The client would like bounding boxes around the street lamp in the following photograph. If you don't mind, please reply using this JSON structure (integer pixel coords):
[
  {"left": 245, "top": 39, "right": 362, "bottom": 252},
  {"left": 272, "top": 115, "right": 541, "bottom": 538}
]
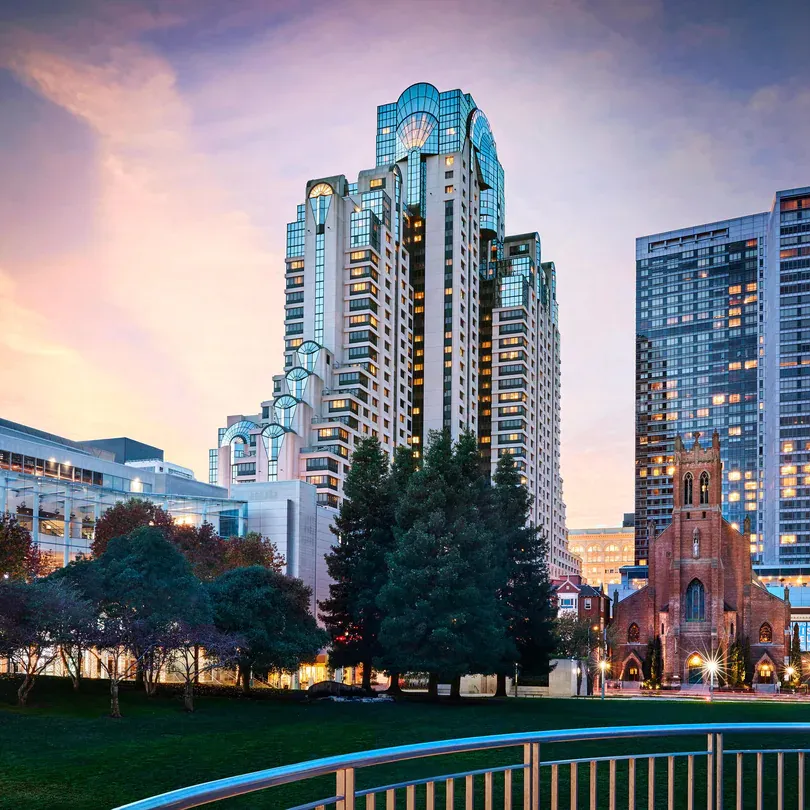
[
  {"left": 599, "top": 659, "right": 609, "bottom": 700},
  {"left": 705, "top": 659, "right": 719, "bottom": 701}
]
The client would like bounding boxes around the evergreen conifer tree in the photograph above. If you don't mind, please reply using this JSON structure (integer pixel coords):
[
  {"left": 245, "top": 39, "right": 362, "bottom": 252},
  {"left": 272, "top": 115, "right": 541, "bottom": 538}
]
[
  {"left": 489, "top": 452, "right": 555, "bottom": 696},
  {"left": 790, "top": 623, "right": 802, "bottom": 687},
  {"left": 378, "top": 431, "right": 509, "bottom": 697},
  {"left": 320, "top": 437, "right": 397, "bottom": 692}
]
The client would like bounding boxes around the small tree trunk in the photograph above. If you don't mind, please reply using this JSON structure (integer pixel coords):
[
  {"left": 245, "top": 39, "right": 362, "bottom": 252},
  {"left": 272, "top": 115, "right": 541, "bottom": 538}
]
[
  {"left": 576, "top": 661, "right": 583, "bottom": 697},
  {"left": 450, "top": 675, "right": 461, "bottom": 700},
  {"left": 362, "top": 660, "right": 372, "bottom": 693},
  {"left": 193, "top": 645, "right": 200, "bottom": 685},
  {"left": 183, "top": 680, "right": 195, "bottom": 712},
  {"left": 239, "top": 666, "right": 251, "bottom": 694},
  {"left": 428, "top": 673, "right": 439, "bottom": 699},
  {"left": 494, "top": 672, "right": 508, "bottom": 697},
  {"left": 110, "top": 680, "right": 121, "bottom": 718},
  {"left": 17, "top": 674, "right": 35, "bottom": 706},
  {"left": 385, "top": 671, "right": 402, "bottom": 695},
  {"left": 60, "top": 648, "right": 80, "bottom": 691}
]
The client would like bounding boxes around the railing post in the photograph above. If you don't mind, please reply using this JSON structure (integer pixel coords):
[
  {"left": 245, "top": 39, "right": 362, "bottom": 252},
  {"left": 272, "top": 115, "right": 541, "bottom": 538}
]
[
  {"left": 799, "top": 751, "right": 805, "bottom": 810},
  {"left": 337, "top": 767, "right": 356, "bottom": 810},
  {"left": 716, "top": 733, "right": 724, "bottom": 810},
  {"left": 523, "top": 743, "right": 540, "bottom": 810},
  {"left": 707, "top": 734, "right": 715, "bottom": 810}
]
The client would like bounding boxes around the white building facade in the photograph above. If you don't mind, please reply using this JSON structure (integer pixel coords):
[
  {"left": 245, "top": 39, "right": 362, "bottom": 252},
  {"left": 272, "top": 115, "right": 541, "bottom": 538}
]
[{"left": 212, "top": 83, "right": 575, "bottom": 578}]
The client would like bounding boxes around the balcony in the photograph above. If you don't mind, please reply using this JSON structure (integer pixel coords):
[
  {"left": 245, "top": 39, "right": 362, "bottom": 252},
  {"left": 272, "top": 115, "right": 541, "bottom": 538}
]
[{"left": 114, "top": 723, "right": 810, "bottom": 809}]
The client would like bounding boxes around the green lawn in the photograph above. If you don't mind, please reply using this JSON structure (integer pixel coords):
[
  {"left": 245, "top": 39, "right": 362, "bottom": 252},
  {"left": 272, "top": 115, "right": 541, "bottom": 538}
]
[{"left": 1, "top": 677, "right": 809, "bottom": 810}]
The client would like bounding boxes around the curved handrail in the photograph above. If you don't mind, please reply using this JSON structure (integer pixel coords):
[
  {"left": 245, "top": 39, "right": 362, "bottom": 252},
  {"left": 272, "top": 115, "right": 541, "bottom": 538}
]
[{"left": 112, "top": 723, "right": 810, "bottom": 810}]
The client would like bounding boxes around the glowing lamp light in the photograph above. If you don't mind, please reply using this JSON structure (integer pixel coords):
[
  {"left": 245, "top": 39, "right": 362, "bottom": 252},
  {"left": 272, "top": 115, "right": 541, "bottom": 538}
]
[
  {"left": 599, "top": 660, "right": 609, "bottom": 672},
  {"left": 705, "top": 660, "right": 719, "bottom": 676},
  {"left": 689, "top": 654, "right": 703, "bottom": 667}
]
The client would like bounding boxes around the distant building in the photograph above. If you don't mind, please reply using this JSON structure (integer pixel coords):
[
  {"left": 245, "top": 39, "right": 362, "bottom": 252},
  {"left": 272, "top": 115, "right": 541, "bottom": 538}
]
[
  {"left": 614, "top": 433, "right": 789, "bottom": 686},
  {"left": 0, "top": 420, "right": 332, "bottom": 612},
  {"left": 79, "top": 436, "right": 164, "bottom": 464},
  {"left": 568, "top": 523, "right": 635, "bottom": 589}
]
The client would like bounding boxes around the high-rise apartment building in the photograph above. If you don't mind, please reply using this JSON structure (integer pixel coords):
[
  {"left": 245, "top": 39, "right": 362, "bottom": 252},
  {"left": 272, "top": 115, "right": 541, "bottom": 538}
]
[
  {"left": 635, "top": 185, "right": 810, "bottom": 572},
  {"left": 762, "top": 186, "right": 810, "bottom": 568},
  {"left": 212, "top": 83, "right": 576, "bottom": 577}
]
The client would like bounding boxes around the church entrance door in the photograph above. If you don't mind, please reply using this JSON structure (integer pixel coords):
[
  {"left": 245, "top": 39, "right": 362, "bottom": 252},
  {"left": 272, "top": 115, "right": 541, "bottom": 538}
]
[{"left": 687, "top": 654, "right": 704, "bottom": 684}]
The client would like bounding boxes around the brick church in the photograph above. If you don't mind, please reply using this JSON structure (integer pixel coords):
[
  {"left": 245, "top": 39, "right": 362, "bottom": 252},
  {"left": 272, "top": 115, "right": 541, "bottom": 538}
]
[{"left": 614, "top": 432, "right": 789, "bottom": 686}]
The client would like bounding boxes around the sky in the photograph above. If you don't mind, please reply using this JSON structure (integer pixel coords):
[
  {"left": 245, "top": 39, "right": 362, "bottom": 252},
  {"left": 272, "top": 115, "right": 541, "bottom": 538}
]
[{"left": 1, "top": 0, "right": 809, "bottom": 529}]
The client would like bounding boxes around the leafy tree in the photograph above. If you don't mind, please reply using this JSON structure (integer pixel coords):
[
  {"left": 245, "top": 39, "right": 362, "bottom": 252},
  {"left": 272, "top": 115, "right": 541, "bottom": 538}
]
[
  {"left": 59, "top": 527, "right": 210, "bottom": 714},
  {"left": 378, "top": 431, "right": 510, "bottom": 697},
  {"left": 172, "top": 522, "right": 225, "bottom": 581},
  {"left": 163, "top": 623, "right": 241, "bottom": 712},
  {"left": 790, "top": 624, "right": 802, "bottom": 687},
  {"left": 0, "top": 513, "right": 42, "bottom": 581},
  {"left": 91, "top": 499, "right": 173, "bottom": 557},
  {"left": 554, "top": 614, "right": 592, "bottom": 695},
  {"left": 489, "top": 453, "right": 556, "bottom": 696},
  {"left": 223, "top": 532, "right": 285, "bottom": 573},
  {"left": 320, "top": 437, "right": 397, "bottom": 692},
  {"left": 0, "top": 578, "right": 94, "bottom": 705},
  {"left": 209, "top": 566, "right": 327, "bottom": 694}
]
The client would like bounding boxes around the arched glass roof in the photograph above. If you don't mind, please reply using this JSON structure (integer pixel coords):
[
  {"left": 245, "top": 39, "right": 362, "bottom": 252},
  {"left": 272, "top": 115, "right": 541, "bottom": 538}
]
[
  {"left": 396, "top": 83, "right": 440, "bottom": 125},
  {"left": 220, "top": 420, "right": 258, "bottom": 447}
]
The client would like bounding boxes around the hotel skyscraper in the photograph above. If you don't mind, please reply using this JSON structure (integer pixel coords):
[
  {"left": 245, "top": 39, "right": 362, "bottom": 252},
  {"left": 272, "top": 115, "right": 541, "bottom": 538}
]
[
  {"left": 635, "top": 185, "right": 810, "bottom": 573},
  {"left": 211, "top": 83, "right": 577, "bottom": 578}
]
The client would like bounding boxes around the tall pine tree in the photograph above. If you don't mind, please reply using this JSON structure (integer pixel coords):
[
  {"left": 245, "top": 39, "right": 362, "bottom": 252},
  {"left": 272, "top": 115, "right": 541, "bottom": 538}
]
[
  {"left": 378, "top": 431, "right": 510, "bottom": 697},
  {"left": 489, "top": 453, "right": 556, "bottom": 696},
  {"left": 790, "top": 623, "right": 802, "bottom": 687},
  {"left": 320, "top": 437, "right": 398, "bottom": 692}
]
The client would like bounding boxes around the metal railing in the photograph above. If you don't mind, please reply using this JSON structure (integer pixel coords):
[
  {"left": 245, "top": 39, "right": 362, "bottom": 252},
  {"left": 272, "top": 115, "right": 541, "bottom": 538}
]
[{"left": 112, "top": 723, "right": 810, "bottom": 810}]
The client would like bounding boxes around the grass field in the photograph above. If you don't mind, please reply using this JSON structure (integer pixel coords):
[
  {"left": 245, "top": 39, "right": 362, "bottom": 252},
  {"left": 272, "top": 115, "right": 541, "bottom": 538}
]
[{"left": 2, "top": 677, "right": 809, "bottom": 810}]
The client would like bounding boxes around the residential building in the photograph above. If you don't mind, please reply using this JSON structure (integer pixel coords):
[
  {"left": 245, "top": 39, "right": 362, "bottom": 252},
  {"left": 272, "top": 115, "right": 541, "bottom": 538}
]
[
  {"left": 636, "top": 213, "right": 766, "bottom": 566},
  {"left": 762, "top": 187, "right": 810, "bottom": 567},
  {"left": 212, "top": 83, "right": 575, "bottom": 577},
  {"left": 568, "top": 522, "right": 635, "bottom": 589},
  {"left": 551, "top": 574, "right": 610, "bottom": 631},
  {"left": 615, "top": 433, "right": 789, "bottom": 685}
]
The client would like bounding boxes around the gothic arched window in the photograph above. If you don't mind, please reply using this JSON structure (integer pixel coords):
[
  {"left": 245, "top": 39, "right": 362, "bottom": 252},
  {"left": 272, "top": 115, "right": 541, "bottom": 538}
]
[
  {"left": 759, "top": 623, "right": 773, "bottom": 643},
  {"left": 683, "top": 472, "right": 693, "bottom": 505},
  {"left": 628, "top": 623, "right": 640, "bottom": 643},
  {"left": 699, "top": 471, "right": 710, "bottom": 505},
  {"left": 685, "top": 579, "right": 705, "bottom": 622}
]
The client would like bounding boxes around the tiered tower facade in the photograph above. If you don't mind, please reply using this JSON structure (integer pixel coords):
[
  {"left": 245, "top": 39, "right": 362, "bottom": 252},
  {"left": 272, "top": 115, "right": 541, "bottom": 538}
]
[{"left": 211, "top": 83, "right": 575, "bottom": 577}]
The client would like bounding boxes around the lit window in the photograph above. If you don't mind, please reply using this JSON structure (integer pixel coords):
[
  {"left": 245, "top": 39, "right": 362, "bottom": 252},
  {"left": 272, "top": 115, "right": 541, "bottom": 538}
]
[
  {"left": 445, "top": 185, "right": 454, "bottom": 194},
  {"left": 744, "top": 360, "right": 757, "bottom": 369},
  {"left": 729, "top": 362, "right": 742, "bottom": 371},
  {"left": 783, "top": 442, "right": 795, "bottom": 453},
  {"left": 728, "top": 285, "right": 742, "bottom": 294},
  {"left": 728, "top": 471, "right": 741, "bottom": 481},
  {"left": 781, "top": 534, "right": 797, "bottom": 545},
  {"left": 713, "top": 394, "right": 725, "bottom": 405},
  {"left": 445, "top": 156, "right": 454, "bottom": 166},
  {"left": 369, "top": 178, "right": 384, "bottom": 189},
  {"left": 729, "top": 426, "right": 742, "bottom": 436}
]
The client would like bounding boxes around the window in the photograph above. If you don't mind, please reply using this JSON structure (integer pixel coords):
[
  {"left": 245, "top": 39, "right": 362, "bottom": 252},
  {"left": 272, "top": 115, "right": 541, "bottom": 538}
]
[
  {"left": 759, "top": 623, "right": 772, "bottom": 643},
  {"left": 685, "top": 579, "right": 705, "bottom": 622},
  {"left": 369, "top": 178, "right": 384, "bottom": 189},
  {"left": 445, "top": 185, "right": 454, "bottom": 194},
  {"left": 684, "top": 472, "right": 693, "bottom": 505},
  {"left": 584, "top": 598, "right": 592, "bottom": 610},
  {"left": 628, "top": 623, "right": 640, "bottom": 643},
  {"left": 699, "top": 471, "right": 710, "bottom": 504}
]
